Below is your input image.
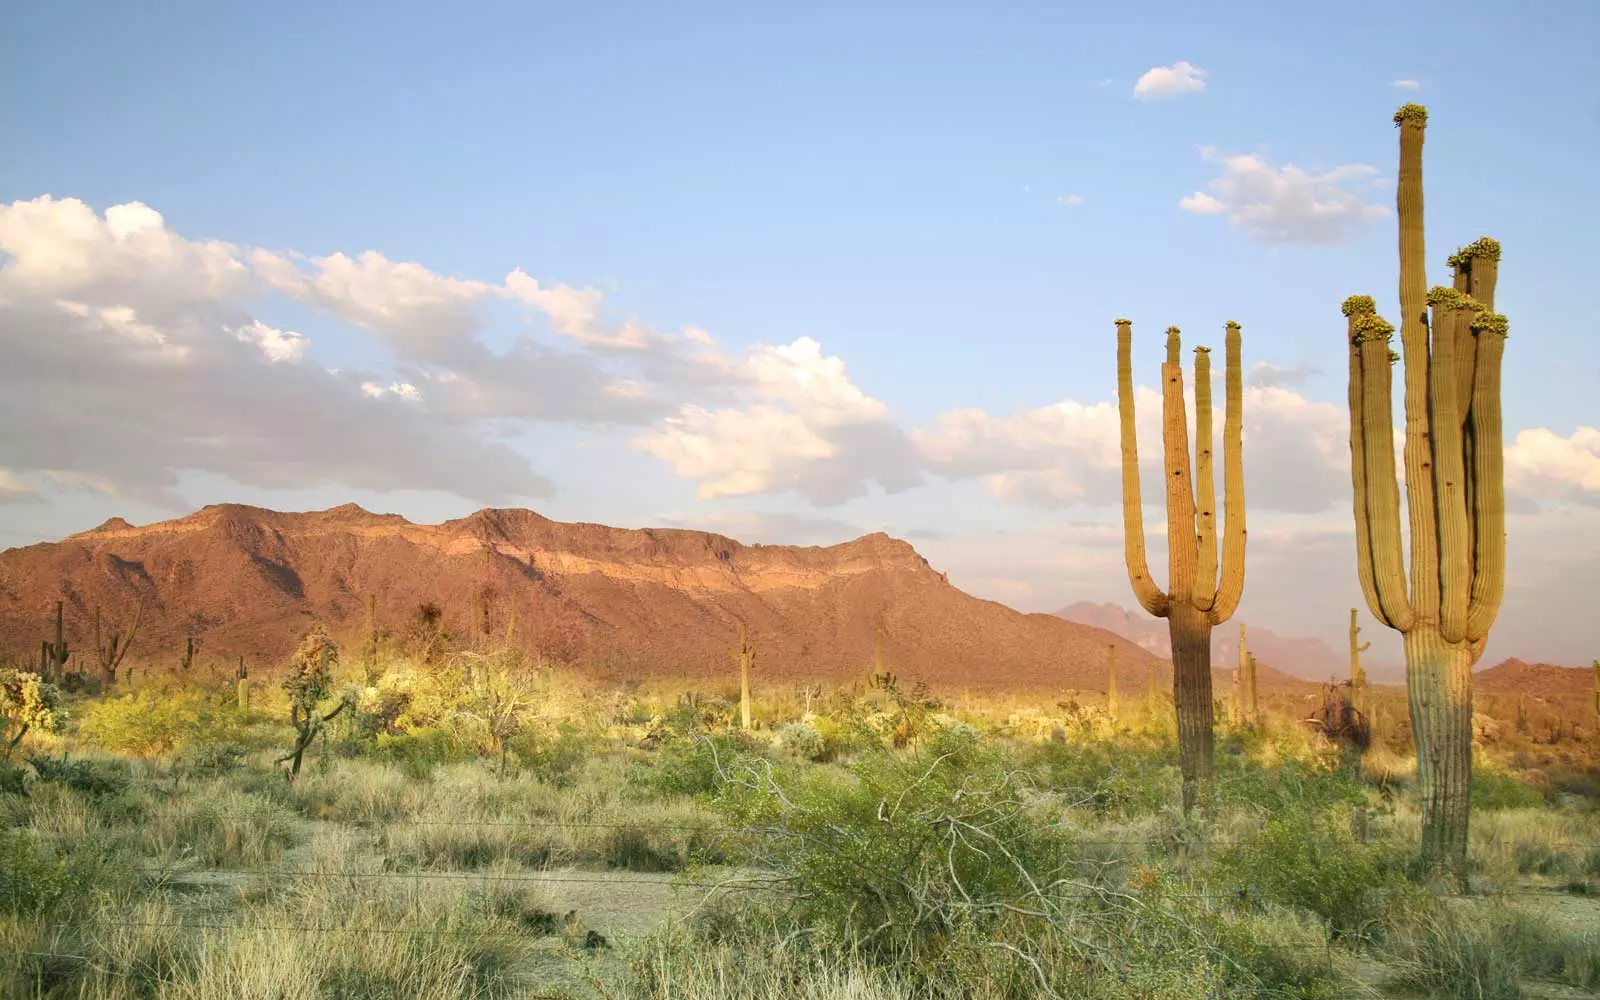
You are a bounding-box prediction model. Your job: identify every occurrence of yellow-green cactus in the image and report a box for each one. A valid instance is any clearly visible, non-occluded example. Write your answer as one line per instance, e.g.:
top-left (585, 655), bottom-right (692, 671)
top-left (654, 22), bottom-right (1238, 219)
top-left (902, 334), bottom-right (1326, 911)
top-left (1343, 104), bottom-right (1510, 884)
top-left (1350, 608), bottom-right (1372, 716)
top-left (731, 623), bottom-right (757, 731)
top-left (1116, 318), bottom-right (1247, 812)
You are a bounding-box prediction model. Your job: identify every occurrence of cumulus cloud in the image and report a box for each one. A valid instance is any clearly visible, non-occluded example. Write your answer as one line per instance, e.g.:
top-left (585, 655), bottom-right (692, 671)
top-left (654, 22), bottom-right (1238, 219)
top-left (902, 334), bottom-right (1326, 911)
top-left (1505, 426), bottom-right (1600, 503)
top-left (1179, 146), bottom-right (1390, 245)
top-left (1134, 61), bottom-right (1207, 100)
top-left (632, 336), bottom-right (921, 504)
top-left (1392, 79), bottom-right (1421, 91)
top-left (913, 380), bottom-right (1352, 515)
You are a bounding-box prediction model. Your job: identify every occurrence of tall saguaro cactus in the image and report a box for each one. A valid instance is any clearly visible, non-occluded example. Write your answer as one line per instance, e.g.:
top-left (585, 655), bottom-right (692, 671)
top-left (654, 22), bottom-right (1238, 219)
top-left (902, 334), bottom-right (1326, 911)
top-left (1344, 103), bottom-right (1509, 881)
top-left (731, 624), bottom-right (757, 731)
top-left (1106, 644), bottom-right (1119, 722)
top-left (42, 601), bottom-right (69, 682)
top-left (1237, 623), bottom-right (1259, 726)
top-left (1116, 319), bottom-right (1247, 812)
top-left (1350, 609), bottom-right (1372, 715)
top-left (93, 604), bottom-right (143, 689)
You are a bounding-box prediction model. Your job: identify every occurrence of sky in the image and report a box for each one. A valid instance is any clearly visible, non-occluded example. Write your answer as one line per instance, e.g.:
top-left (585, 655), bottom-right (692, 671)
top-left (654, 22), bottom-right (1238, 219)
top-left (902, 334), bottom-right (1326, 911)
top-left (2, 0), bottom-right (1597, 668)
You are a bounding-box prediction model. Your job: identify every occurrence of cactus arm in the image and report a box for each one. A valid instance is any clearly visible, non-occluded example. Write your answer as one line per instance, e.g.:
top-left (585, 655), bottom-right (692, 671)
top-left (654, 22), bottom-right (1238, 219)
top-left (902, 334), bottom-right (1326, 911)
top-left (1394, 107), bottom-right (1442, 624)
top-left (1161, 345), bottom-right (1198, 606)
top-left (1346, 300), bottom-right (1391, 627)
top-left (1464, 313), bottom-right (1508, 643)
top-left (1428, 289), bottom-right (1474, 643)
top-left (1353, 314), bottom-right (1415, 631)
top-left (1192, 346), bottom-right (1218, 608)
top-left (1115, 320), bottom-right (1172, 617)
top-left (1206, 323), bottom-right (1246, 625)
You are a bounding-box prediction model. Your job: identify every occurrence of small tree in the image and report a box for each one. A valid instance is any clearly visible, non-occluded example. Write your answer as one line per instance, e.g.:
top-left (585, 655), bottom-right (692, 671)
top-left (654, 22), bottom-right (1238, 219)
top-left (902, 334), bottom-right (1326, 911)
top-left (278, 625), bottom-right (354, 779)
top-left (1, 671), bottom-right (64, 759)
top-left (458, 664), bottom-right (536, 778)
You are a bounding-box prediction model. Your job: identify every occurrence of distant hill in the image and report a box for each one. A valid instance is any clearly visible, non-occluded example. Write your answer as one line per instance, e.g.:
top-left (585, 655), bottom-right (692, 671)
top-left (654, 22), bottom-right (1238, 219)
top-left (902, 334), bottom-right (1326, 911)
top-left (1476, 658), bottom-right (1595, 701)
top-left (0, 503), bottom-right (1185, 694)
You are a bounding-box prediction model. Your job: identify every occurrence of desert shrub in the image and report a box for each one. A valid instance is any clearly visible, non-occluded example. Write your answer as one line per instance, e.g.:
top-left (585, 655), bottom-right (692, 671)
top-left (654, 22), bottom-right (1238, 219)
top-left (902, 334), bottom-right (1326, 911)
top-left (713, 725), bottom-right (1074, 957)
top-left (627, 731), bottom-right (767, 800)
top-left (78, 686), bottom-right (246, 766)
top-left (1026, 738), bottom-right (1177, 816)
top-left (1213, 751), bottom-right (1367, 817)
top-left (373, 725), bottom-right (475, 780)
top-left (0, 828), bottom-right (132, 915)
top-left (1215, 809), bottom-right (1399, 937)
top-left (776, 722), bottom-right (829, 762)
top-left (508, 722), bottom-right (591, 787)
top-left (24, 753), bottom-right (132, 798)
top-left (1471, 768), bottom-right (1547, 811)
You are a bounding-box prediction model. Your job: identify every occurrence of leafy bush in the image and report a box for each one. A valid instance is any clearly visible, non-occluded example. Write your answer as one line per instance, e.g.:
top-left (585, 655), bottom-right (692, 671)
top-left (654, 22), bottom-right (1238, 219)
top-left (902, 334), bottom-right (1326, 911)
top-left (627, 731), bottom-right (766, 800)
top-left (373, 725), bottom-right (474, 780)
top-left (0, 828), bottom-right (131, 915)
top-left (1215, 810), bottom-right (1399, 936)
top-left (1471, 768), bottom-right (1546, 811)
top-left (776, 722), bottom-right (829, 762)
top-left (508, 723), bottom-right (590, 787)
top-left (24, 753), bottom-right (131, 797)
top-left (78, 686), bottom-right (246, 765)
top-left (0, 670), bottom-right (65, 755)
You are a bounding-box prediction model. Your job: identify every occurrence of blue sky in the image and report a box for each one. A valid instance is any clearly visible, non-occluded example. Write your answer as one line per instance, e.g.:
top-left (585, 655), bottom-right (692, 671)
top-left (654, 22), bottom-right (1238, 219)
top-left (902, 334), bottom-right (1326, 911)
top-left (3, 0), bottom-right (1597, 666)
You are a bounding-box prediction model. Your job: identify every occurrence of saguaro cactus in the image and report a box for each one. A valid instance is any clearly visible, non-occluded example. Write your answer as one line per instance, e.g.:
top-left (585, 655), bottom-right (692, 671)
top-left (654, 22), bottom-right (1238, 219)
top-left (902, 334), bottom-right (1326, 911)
top-left (236, 656), bottom-right (250, 712)
top-left (1350, 609), bottom-right (1372, 715)
top-left (731, 624), bottom-right (757, 731)
top-left (1237, 623), bottom-right (1259, 726)
top-left (1106, 644), bottom-right (1118, 722)
top-left (93, 604), bottom-right (143, 688)
top-left (1343, 103), bottom-right (1509, 881)
top-left (1116, 319), bottom-right (1247, 812)
top-left (179, 635), bottom-right (201, 673)
top-left (42, 601), bottom-right (69, 682)
top-left (363, 593), bottom-right (380, 685)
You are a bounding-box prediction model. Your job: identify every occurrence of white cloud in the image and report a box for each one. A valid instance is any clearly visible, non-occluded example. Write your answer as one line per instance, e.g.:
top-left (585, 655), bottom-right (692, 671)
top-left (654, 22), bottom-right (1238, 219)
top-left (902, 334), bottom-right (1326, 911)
top-left (230, 319), bottom-right (308, 363)
top-left (1179, 146), bottom-right (1390, 245)
top-left (0, 468), bottom-right (41, 504)
top-left (1056, 194), bottom-right (1084, 208)
top-left (1391, 79), bottom-right (1421, 91)
top-left (631, 336), bottom-right (919, 504)
top-left (1505, 426), bottom-right (1600, 501)
top-left (1134, 61), bottom-right (1207, 100)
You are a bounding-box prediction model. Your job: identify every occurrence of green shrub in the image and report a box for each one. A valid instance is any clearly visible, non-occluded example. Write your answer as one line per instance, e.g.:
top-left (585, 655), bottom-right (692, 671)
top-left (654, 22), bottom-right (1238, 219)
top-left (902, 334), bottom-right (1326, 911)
top-left (1215, 810), bottom-right (1397, 937)
top-left (373, 725), bottom-right (474, 780)
top-left (627, 731), bottom-right (766, 800)
top-left (24, 753), bottom-right (132, 797)
top-left (509, 723), bottom-right (591, 787)
top-left (0, 828), bottom-right (131, 915)
top-left (1471, 768), bottom-right (1547, 811)
top-left (78, 687), bottom-right (246, 765)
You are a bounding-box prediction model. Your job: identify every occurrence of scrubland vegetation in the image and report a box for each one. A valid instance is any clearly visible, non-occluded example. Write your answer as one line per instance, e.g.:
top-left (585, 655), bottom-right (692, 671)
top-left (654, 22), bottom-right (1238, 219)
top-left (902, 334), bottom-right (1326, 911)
top-left (3, 636), bottom-right (1599, 1000)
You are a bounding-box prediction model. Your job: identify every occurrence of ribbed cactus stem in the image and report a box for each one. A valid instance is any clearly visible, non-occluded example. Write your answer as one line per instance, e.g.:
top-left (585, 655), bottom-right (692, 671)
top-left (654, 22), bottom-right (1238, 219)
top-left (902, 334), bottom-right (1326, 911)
top-left (1351, 608), bottom-right (1372, 716)
top-left (1193, 347), bottom-right (1217, 607)
top-left (1343, 104), bottom-right (1509, 884)
top-left (732, 623), bottom-right (757, 731)
top-left (1107, 644), bottom-right (1118, 722)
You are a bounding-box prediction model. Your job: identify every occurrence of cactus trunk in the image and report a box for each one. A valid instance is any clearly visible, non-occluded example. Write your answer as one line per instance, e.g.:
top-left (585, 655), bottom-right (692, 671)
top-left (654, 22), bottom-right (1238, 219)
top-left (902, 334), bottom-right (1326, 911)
top-left (1351, 608), bottom-right (1372, 716)
top-left (1407, 626), bottom-right (1474, 874)
top-left (364, 593), bottom-right (379, 685)
top-left (1170, 603), bottom-right (1215, 812)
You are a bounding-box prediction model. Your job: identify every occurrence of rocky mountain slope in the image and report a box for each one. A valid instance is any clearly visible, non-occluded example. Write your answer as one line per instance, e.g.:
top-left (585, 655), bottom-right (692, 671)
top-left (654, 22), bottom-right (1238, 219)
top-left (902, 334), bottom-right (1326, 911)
top-left (0, 503), bottom-right (1198, 694)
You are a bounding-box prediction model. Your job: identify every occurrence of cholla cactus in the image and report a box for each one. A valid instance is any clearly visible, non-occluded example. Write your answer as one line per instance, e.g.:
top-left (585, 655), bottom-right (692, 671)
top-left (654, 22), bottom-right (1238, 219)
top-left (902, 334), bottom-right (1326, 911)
top-left (1344, 104), bottom-right (1510, 882)
top-left (277, 625), bottom-right (355, 778)
top-left (1, 670), bottom-right (64, 758)
top-left (1116, 319), bottom-right (1248, 812)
